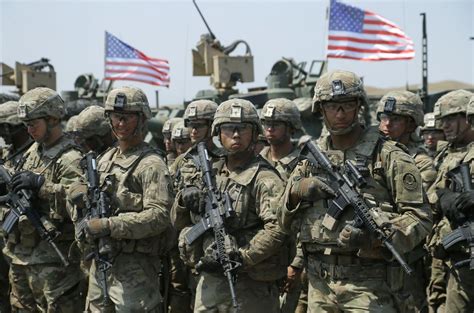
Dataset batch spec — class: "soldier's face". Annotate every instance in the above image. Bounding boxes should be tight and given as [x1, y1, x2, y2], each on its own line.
[188, 120, 210, 144]
[263, 121, 291, 146]
[378, 114, 413, 140]
[322, 100, 358, 132]
[440, 114, 469, 142]
[422, 130, 445, 149]
[174, 138, 192, 155]
[219, 123, 253, 154]
[109, 112, 139, 141]
[163, 133, 175, 153]
[24, 118, 48, 143]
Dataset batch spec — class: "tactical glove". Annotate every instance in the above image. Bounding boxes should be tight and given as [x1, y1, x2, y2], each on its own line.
[196, 239, 242, 273]
[11, 171, 45, 193]
[85, 218, 111, 240]
[437, 189, 462, 221]
[337, 224, 371, 249]
[182, 186, 205, 214]
[455, 190, 474, 213]
[289, 177, 335, 207]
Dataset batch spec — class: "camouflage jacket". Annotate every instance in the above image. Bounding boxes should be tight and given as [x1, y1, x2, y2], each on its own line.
[3, 136, 83, 265]
[259, 146, 300, 182]
[279, 126, 433, 262]
[174, 154, 288, 281]
[97, 142, 172, 256]
[405, 140, 437, 191]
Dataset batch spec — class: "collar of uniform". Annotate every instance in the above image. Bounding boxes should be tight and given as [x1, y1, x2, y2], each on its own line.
[219, 156, 260, 186]
[259, 145, 299, 166]
[113, 142, 151, 169]
[38, 135, 76, 160]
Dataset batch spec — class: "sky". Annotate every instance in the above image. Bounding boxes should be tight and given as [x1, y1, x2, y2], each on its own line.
[1, 0, 473, 107]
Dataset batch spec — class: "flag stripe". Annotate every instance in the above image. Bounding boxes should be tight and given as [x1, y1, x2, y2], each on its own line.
[105, 31, 170, 86]
[327, 0, 414, 61]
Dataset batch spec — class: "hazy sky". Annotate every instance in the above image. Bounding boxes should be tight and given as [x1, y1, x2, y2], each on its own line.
[1, 0, 473, 106]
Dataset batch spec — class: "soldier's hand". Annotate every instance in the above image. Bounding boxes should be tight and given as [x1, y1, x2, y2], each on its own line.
[290, 177, 335, 207]
[196, 255, 221, 273]
[337, 224, 370, 249]
[85, 218, 110, 240]
[282, 265, 302, 293]
[11, 171, 45, 193]
[455, 191, 474, 213]
[182, 186, 205, 214]
[437, 189, 462, 220]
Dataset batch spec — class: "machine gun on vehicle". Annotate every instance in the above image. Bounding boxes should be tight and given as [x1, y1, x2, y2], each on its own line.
[302, 141, 413, 275]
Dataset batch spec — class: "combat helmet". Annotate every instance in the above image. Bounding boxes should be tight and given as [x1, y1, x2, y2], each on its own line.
[434, 89, 473, 119]
[18, 87, 65, 121]
[0, 101, 22, 126]
[171, 119, 191, 141]
[163, 117, 182, 137]
[467, 95, 474, 125]
[260, 98, 302, 130]
[75, 105, 110, 139]
[376, 91, 424, 126]
[312, 70, 367, 112]
[212, 99, 261, 136]
[420, 113, 442, 132]
[104, 86, 152, 119]
[184, 100, 218, 126]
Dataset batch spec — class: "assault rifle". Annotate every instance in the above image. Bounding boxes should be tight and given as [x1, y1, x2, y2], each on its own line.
[0, 163, 69, 267]
[184, 142, 241, 307]
[442, 163, 474, 269]
[302, 141, 413, 275]
[76, 151, 114, 309]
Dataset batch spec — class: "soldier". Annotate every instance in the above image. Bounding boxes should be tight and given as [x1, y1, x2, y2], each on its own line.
[377, 90, 437, 190]
[73, 105, 115, 154]
[2, 87, 85, 312]
[81, 86, 173, 312]
[259, 98, 306, 313]
[427, 90, 474, 313]
[0, 101, 34, 313]
[171, 119, 192, 156]
[174, 99, 288, 312]
[420, 113, 446, 158]
[279, 70, 433, 312]
[64, 115, 80, 135]
[163, 117, 182, 165]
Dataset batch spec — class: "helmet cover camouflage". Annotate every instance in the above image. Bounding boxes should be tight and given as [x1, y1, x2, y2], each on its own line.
[18, 87, 65, 120]
[420, 112, 442, 132]
[171, 119, 191, 140]
[184, 100, 218, 126]
[212, 99, 261, 135]
[261, 98, 302, 129]
[434, 89, 473, 119]
[162, 117, 182, 136]
[0, 101, 23, 126]
[75, 105, 110, 138]
[312, 70, 367, 113]
[376, 90, 424, 126]
[64, 115, 80, 133]
[467, 95, 474, 125]
[104, 86, 152, 119]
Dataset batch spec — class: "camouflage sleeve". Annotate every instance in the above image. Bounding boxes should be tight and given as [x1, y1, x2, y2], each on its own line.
[239, 170, 287, 267]
[38, 148, 83, 219]
[383, 146, 433, 254]
[109, 155, 172, 240]
[278, 161, 309, 234]
[290, 240, 305, 269]
[414, 153, 437, 191]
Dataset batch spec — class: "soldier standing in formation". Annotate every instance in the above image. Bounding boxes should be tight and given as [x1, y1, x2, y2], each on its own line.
[427, 90, 474, 313]
[3, 88, 85, 312]
[174, 99, 288, 312]
[279, 70, 433, 312]
[82, 87, 173, 312]
[163, 117, 182, 165]
[420, 113, 446, 158]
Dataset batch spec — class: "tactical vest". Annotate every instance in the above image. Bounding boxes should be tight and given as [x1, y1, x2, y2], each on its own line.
[97, 144, 172, 256]
[259, 146, 300, 182]
[294, 128, 404, 259]
[4, 136, 81, 265]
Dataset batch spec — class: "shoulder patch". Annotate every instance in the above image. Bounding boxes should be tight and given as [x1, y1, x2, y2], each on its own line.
[403, 172, 418, 190]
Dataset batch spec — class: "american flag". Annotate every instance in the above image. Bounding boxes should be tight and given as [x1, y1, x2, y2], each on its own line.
[104, 31, 170, 87]
[327, 0, 415, 61]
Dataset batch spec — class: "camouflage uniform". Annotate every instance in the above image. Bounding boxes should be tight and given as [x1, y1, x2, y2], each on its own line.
[259, 98, 306, 313]
[420, 113, 445, 158]
[84, 87, 173, 312]
[376, 90, 437, 191]
[2, 88, 85, 312]
[427, 90, 474, 313]
[174, 99, 288, 312]
[163, 118, 182, 166]
[0, 101, 34, 313]
[279, 71, 433, 313]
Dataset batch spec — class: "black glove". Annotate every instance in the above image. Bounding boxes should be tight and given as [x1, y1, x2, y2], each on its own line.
[182, 186, 205, 214]
[196, 239, 242, 273]
[455, 191, 474, 213]
[438, 189, 462, 221]
[337, 224, 371, 249]
[11, 171, 45, 193]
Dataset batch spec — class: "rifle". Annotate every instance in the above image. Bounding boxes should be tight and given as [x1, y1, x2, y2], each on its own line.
[184, 142, 241, 307]
[442, 163, 474, 269]
[303, 141, 414, 275]
[0, 163, 69, 267]
[77, 151, 114, 310]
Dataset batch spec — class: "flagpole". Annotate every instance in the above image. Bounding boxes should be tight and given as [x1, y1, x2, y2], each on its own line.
[323, 0, 331, 70]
